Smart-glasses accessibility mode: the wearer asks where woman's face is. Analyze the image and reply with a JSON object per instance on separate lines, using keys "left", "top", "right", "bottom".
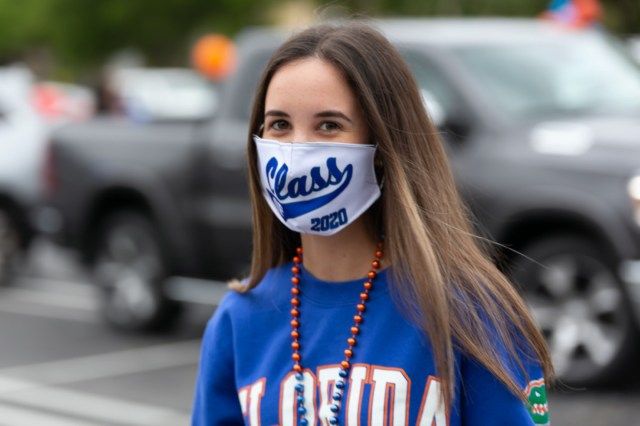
{"left": 262, "top": 57, "right": 368, "bottom": 144}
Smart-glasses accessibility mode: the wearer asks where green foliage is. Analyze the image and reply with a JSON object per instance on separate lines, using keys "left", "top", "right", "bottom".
{"left": 0, "top": 0, "right": 274, "bottom": 74}
{"left": 0, "top": 0, "right": 638, "bottom": 78}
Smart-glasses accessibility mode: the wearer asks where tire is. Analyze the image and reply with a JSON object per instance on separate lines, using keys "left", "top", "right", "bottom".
{"left": 92, "top": 210, "right": 182, "bottom": 332}
{"left": 509, "top": 234, "right": 640, "bottom": 387}
{"left": 0, "top": 208, "right": 23, "bottom": 287}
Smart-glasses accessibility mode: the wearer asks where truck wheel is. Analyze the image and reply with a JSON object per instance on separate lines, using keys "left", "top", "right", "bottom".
{"left": 510, "top": 234, "right": 639, "bottom": 386}
{"left": 0, "top": 208, "right": 22, "bottom": 287}
{"left": 93, "top": 210, "right": 182, "bottom": 332}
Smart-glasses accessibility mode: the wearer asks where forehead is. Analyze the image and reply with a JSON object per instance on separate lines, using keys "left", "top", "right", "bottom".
{"left": 265, "top": 57, "right": 357, "bottom": 111}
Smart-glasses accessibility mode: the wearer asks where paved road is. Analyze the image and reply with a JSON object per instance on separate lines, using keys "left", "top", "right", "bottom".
{"left": 0, "top": 239, "right": 638, "bottom": 425}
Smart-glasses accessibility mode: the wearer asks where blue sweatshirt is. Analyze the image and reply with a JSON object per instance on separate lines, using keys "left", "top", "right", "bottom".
{"left": 191, "top": 262, "right": 550, "bottom": 425}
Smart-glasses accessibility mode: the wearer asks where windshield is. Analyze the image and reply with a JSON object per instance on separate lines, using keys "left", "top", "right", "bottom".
{"left": 451, "top": 31, "right": 640, "bottom": 118}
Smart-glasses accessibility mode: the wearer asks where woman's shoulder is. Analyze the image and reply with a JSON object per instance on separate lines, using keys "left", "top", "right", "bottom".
{"left": 217, "top": 262, "right": 293, "bottom": 314}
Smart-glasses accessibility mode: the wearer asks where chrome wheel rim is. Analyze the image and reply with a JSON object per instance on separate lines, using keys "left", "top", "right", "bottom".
{"left": 523, "top": 253, "right": 626, "bottom": 380}
{"left": 95, "top": 223, "right": 163, "bottom": 325}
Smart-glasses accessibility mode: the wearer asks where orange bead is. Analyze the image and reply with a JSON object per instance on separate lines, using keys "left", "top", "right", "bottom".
{"left": 291, "top": 330, "right": 299, "bottom": 339}
{"left": 296, "top": 247, "right": 303, "bottom": 255}
{"left": 292, "top": 341, "right": 300, "bottom": 350}
{"left": 368, "top": 271, "right": 376, "bottom": 280}
{"left": 293, "top": 256, "right": 301, "bottom": 264}
{"left": 354, "top": 315, "right": 363, "bottom": 324}
{"left": 351, "top": 326, "right": 359, "bottom": 335}
{"left": 344, "top": 349, "right": 353, "bottom": 358}
{"left": 377, "top": 242, "right": 383, "bottom": 249}
{"left": 291, "top": 266, "right": 300, "bottom": 274}
{"left": 291, "top": 319, "right": 299, "bottom": 328}
{"left": 291, "top": 298, "right": 300, "bottom": 306}
{"left": 291, "top": 276, "right": 300, "bottom": 285}
{"left": 360, "top": 292, "right": 368, "bottom": 301}
{"left": 347, "top": 337, "right": 356, "bottom": 346}
{"left": 372, "top": 260, "right": 380, "bottom": 269}
{"left": 375, "top": 250, "right": 383, "bottom": 259}
{"left": 364, "top": 281, "right": 372, "bottom": 290}
{"left": 293, "top": 364, "right": 302, "bottom": 372}
{"left": 291, "top": 287, "right": 300, "bottom": 295}
{"left": 341, "top": 360, "right": 350, "bottom": 369}
{"left": 290, "top": 308, "right": 299, "bottom": 317}
{"left": 357, "top": 304, "right": 366, "bottom": 312}
{"left": 292, "top": 353, "right": 301, "bottom": 361}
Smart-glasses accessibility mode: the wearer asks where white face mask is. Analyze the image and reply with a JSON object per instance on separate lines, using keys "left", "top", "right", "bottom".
{"left": 253, "top": 135, "right": 382, "bottom": 236}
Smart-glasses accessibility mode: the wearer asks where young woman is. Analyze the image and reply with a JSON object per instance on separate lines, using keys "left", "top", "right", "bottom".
{"left": 192, "top": 21, "right": 554, "bottom": 426}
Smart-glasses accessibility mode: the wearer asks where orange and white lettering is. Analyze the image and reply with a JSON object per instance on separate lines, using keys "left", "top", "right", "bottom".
{"left": 249, "top": 378, "right": 266, "bottom": 425}
{"left": 345, "top": 364, "right": 369, "bottom": 426}
{"left": 238, "top": 378, "right": 266, "bottom": 426}
{"left": 368, "top": 366, "right": 411, "bottom": 426}
{"left": 317, "top": 365, "right": 342, "bottom": 426}
{"left": 416, "top": 376, "right": 447, "bottom": 426}
{"left": 238, "top": 386, "right": 249, "bottom": 416}
{"left": 279, "top": 369, "right": 318, "bottom": 426}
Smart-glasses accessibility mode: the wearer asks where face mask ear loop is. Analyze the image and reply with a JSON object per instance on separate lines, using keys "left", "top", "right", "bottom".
{"left": 373, "top": 143, "right": 384, "bottom": 190}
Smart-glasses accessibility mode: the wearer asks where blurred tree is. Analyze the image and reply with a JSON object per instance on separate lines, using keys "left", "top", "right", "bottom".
{"left": 0, "top": 0, "right": 637, "bottom": 79}
{"left": 0, "top": 0, "right": 277, "bottom": 77}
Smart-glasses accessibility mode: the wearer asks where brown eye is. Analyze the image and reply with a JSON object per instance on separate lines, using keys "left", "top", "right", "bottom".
{"left": 270, "top": 119, "right": 289, "bottom": 131}
{"left": 319, "top": 121, "right": 341, "bottom": 132}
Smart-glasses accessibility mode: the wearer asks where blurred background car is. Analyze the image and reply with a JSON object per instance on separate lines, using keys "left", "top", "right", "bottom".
{"left": 108, "top": 67, "right": 219, "bottom": 122}
{"left": 39, "top": 18, "right": 640, "bottom": 389}
{"left": 0, "top": 65, "right": 47, "bottom": 286}
{"left": 0, "top": 65, "right": 96, "bottom": 287}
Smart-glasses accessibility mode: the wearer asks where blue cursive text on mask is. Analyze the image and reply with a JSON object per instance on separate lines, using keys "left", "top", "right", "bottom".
{"left": 264, "top": 157, "right": 353, "bottom": 220}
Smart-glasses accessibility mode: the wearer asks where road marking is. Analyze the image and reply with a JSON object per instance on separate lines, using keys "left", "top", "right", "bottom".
{"left": 0, "top": 401, "right": 100, "bottom": 426}
{"left": 0, "top": 377, "right": 191, "bottom": 426}
{"left": 0, "top": 299, "right": 99, "bottom": 323}
{"left": 165, "top": 276, "right": 228, "bottom": 305}
{"left": 16, "top": 276, "right": 95, "bottom": 297}
{"left": 0, "top": 339, "right": 201, "bottom": 387}
{"left": 0, "top": 286, "right": 98, "bottom": 311}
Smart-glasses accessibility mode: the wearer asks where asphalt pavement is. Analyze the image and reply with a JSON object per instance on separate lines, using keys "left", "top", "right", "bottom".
{"left": 0, "top": 239, "right": 638, "bottom": 425}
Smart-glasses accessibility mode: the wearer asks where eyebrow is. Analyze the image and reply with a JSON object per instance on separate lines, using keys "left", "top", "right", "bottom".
{"left": 264, "top": 109, "right": 353, "bottom": 123}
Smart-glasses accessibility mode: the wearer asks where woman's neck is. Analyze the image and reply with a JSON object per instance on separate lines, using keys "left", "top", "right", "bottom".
{"left": 299, "top": 216, "right": 381, "bottom": 282}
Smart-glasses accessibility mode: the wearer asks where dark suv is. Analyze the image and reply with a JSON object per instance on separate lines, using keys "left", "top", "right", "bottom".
{"left": 42, "top": 18, "right": 640, "bottom": 386}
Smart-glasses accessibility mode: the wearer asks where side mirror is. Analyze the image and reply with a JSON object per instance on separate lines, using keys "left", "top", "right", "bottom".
{"left": 627, "top": 36, "right": 640, "bottom": 65}
{"left": 421, "top": 89, "right": 470, "bottom": 142}
{"left": 420, "top": 89, "right": 445, "bottom": 128}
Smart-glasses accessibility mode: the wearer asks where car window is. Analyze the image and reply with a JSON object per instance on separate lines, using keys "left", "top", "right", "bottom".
{"left": 234, "top": 49, "right": 275, "bottom": 120}
{"left": 450, "top": 32, "right": 640, "bottom": 118}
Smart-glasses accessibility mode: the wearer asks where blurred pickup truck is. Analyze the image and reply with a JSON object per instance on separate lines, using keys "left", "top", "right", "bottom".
{"left": 42, "top": 18, "right": 640, "bottom": 387}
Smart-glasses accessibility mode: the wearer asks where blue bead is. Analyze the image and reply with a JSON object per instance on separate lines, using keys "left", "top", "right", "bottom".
{"left": 295, "top": 372, "right": 304, "bottom": 381}
{"left": 332, "top": 391, "right": 343, "bottom": 401}
{"left": 300, "top": 418, "right": 308, "bottom": 426}
{"left": 295, "top": 383, "right": 304, "bottom": 393}
{"left": 335, "top": 380, "right": 345, "bottom": 389}
{"left": 330, "top": 403, "right": 340, "bottom": 413}
{"left": 297, "top": 395, "right": 304, "bottom": 404}
{"left": 329, "top": 416, "right": 339, "bottom": 425}
{"left": 338, "top": 369, "right": 348, "bottom": 378}
{"left": 298, "top": 405, "right": 307, "bottom": 415}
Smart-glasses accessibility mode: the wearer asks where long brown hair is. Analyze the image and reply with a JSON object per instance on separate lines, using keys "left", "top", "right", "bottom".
{"left": 234, "top": 20, "right": 554, "bottom": 410}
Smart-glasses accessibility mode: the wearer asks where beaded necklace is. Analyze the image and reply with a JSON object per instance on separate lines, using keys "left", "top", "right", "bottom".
{"left": 289, "top": 242, "right": 384, "bottom": 425}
